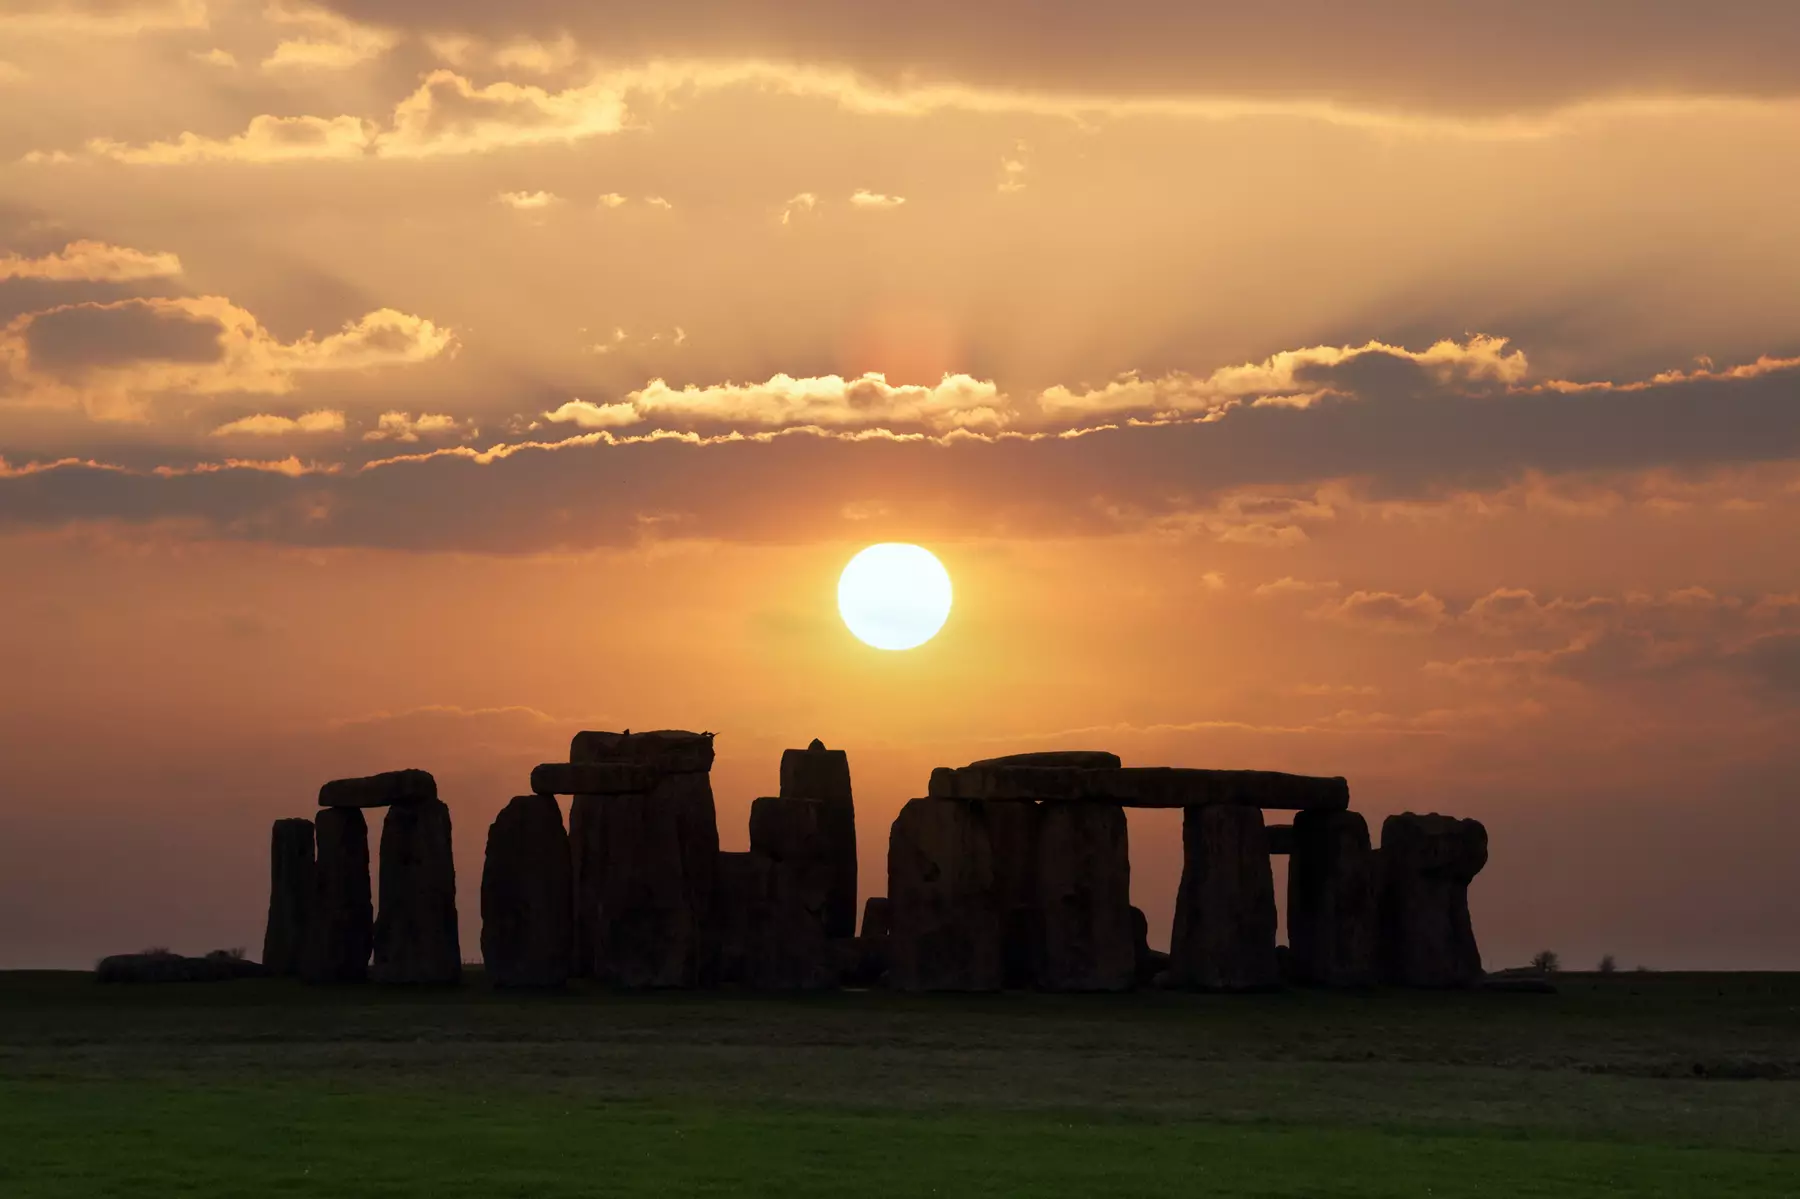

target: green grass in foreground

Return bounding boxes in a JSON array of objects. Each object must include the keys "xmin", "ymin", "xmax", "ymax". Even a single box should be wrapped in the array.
[{"xmin": 0, "ymin": 971, "xmax": 1796, "ymax": 1196}]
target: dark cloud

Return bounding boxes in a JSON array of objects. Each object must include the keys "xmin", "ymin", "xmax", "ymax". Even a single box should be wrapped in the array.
[
  {"xmin": 4, "ymin": 361, "xmax": 1800, "ymax": 551},
  {"xmin": 22, "ymin": 301, "xmax": 224, "ymax": 373},
  {"xmin": 323, "ymin": 0, "xmax": 1800, "ymax": 114}
]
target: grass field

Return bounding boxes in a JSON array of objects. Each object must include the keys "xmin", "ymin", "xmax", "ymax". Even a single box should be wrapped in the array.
[{"xmin": 2, "ymin": 971, "xmax": 1797, "ymax": 1196}]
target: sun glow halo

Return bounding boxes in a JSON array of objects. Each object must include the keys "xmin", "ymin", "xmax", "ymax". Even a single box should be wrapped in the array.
[{"xmin": 837, "ymin": 543, "xmax": 953, "ymax": 651}]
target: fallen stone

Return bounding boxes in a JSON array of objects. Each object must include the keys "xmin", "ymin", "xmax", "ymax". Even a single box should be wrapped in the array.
[
  {"xmin": 887, "ymin": 797, "xmax": 1002, "ymax": 992},
  {"xmin": 318, "ymin": 768, "xmax": 436, "ymax": 809},
  {"xmin": 530, "ymin": 761, "xmax": 653, "ymax": 797},
  {"xmin": 1265, "ymin": 825, "xmax": 1294, "ymax": 855},
  {"xmin": 1034, "ymin": 802, "xmax": 1134, "ymax": 991},
  {"xmin": 570, "ymin": 729, "xmax": 715, "ymax": 774},
  {"xmin": 577, "ymin": 772, "xmax": 720, "ymax": 987},
  {"xmin": 372, "ymin": 798, "xmax": 462, "ymax": 985},
  {"xmin": 927, "ymin": 765, "xmax": 1349, "ymax": 811},
  {"xmin": 96, "ymin": 950, "xmax": 266, "ymax": 984},
  {"xmin": 1129, "ymin": 906, "xmax": 1163, "ymax": 986},
  {"xmin": 778, "ymin": 740, "xmax": 858, "ymax": 938},
  {"xmin": 481, "ymin": 795, "xmax": 573, "ymax": 988},
  {"xmin": 302, "ymin": 806, "xmax": 372, "ymax": 984},
  {"xmin": 1287, "ymin": 809, "xmax": 1378, "ymax": 988},
  {"xmin": 1378, "ymin": 813, "xmax": 1488, "ymax": 989},
  {"xmin": 1168, "ymin": 805, "xmax": 1279, "ymax": 991},
  {"xmin": 262, "ymin": 818, "xmax": 314, "ymax": 977},
  {"xmin": 969, "ymin": 751, "xmax": 1122, "ymax": 770},
  {"xmin": 860, "ymin": 896, "xmax": 891, "ymax": 940}
]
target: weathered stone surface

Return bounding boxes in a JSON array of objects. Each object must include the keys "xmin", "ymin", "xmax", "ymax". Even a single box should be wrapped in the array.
[
  {"xmin": 861, "ymin": 896, "xmax": 891, "ymax": 939},
  {"xmin": 1265, "ymin": 825, "xmax": 1294, "ymax": 855},
  {"xmin": 480, "ymin": 795, "xmax": 573, "ymax": 988},
  {"xmin": 778, "ymin": 740, "xmax": 858, "ymax": 939},
  {"xmin": 928, "ymin": 765, "xmax": 1348, "ymax": 811},
  {"xmin": 570, "ymin": 729, "xmax": 715, "ymax": 774},
  {"xmin": 1287, "ymin": 809, "xmax": 1378, "ymax": 987},
  {"xmin": 1033, "ymin": 802, "xmax": 1134, "ymax": 991},
  {"xmin": 749, "ymin": 797, "xmax": 834, "ymax": 918},
  {"xmin": 1378, "ymin": 813, "xmax": 1487, "ymax": 988},
  {"xmin": 970, "ymin": 751, "xmax": 1122, "ymax": 770},
  {"xmin": 1130, "ymin": 906, "xmax": 1171, "ymax": 986},
  {"xmin": 887, "ymin": 798, "xmax": 1002, "ymax": 992},
  {"xmin": 712, "ymin": 849, "xmax": 833, "ymax": 990},
  {"xmin": 745, "ymin": 796, "xmax": 836, "ymax": 989},
  {"xmin": 262, "ymin": 818, "xmax": 314, "ymax": 977},
  {"xmin": 302, "ymin": 806, "xmax": 371, "ymax": 984},
  {"xmin": 980, "ymin": 800, "xmax": 1038, "ymax": 988},
  {"xmin": 97, "ymin": 950, "xmax": 266, "ymax": 984},
  {"xmin": 318, "ymin": 768, "xmax": 436, "ymax": 809},
  {"xmin": 372, "ymin": 798, "xmax": 461, "ymax": 985},
  {"xmin": 1168, "ymin": 805, "xmax": 1279, "ymax": 991},
  {"xmin": 575, "ymin": 773, "xmax": 720, "ymax": 987},
  {"xmin": 529, "ymin": 761, "xmax": 652, "ymax": 797}
]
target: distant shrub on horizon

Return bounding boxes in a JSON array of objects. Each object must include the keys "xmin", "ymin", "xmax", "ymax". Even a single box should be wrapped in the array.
[
  {"xmin": 1598, "ymin": 954, "xmax": 1618, "ymax": 974},
  {"xmin": 1531, "ymin": 950, "xmax": 1561, "ymax": 974}
]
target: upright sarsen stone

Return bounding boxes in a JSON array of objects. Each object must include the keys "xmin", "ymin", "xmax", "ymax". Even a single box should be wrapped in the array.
[
  {"xmin": 887, "ymin": 798, "xmax": 1001, "ymax": 992},
  {"xmin": 481, "ymin": 795, "xmax": 573, "ymax": 988},
  {"xmin": 778, "ymin": 739, "xmax": 857, "ymax": 939},
  {"xmin": 263, "ymin": 818, "xmax": 315, "ymax": 977},
  {"xmin": 372, "ymin": 798, "xmax": 461, "ymax": 985},
  {"xmin": 982, "ymin": 800, "xmax": 1038, "ymax": 988},
  {"xmin": 745, "ymin": 796, "xmax": 835, "ymax": 989},
  {"xmin": 580, "ymin": 774, "xmax": 720, "ymax": 987},
  {"xmin": 1378, "ymin": 813, "xmax": 1487, "ymax": 988},
  {"xmin": 302, "ymin": 807, "xmax": 371, "ymax": 984},
  {"xmin": 1033, "ymin": 803, "xmax": 1134, "ymax": 991},
  {"xmin": 1288, "ymin": 809, "xmax": 1378, "ymax": 987},
  {"xmin": 1168, "ymin": 805, "xmax": 1278, "ymax": 990},
  {"xmin": 569, "ymin": 793, "xmax": 605, "ymax": 979}
]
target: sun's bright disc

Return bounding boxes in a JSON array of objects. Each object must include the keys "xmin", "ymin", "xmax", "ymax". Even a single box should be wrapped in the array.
[{"xmin": 837, "ymin": 543, "xmax": 953, "ymax": 651}]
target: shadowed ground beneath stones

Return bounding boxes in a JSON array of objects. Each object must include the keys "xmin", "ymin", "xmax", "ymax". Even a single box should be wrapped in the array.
[{"xmin": 1, "ymin": 973, "xmax": 1796, "ymax": 1196}]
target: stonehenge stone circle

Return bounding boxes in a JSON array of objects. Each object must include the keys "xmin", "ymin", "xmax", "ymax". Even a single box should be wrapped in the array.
[
  {"xmin": 1033, "ymin": 801, "xmax": 1134, "ymax": 991},
  {"xmin": 481, "ymin": 794, "xmax": 573, "ymax": 988},
  {"xmin": 372, "ymin": 798, "xmax": 462, "ymax": 985},
  {"xmin": 262, "ymin": 817, "xmax": 314, "ymax": 977},
  {"xmin": 1169, "ymin": 805, "xmax": 1279, "ymax": 990},
  {"xmin": 302, "ymin": 806, "xmax": 372, "ymax": 984},
  {"xmin": 929, "ymin": 763, "xmax": 1348, "ymax": 810},
  {"xmin": 318, "ymin": 768, "xmax": 436, "ymax": 808},
  {"xmin": 982, "ymin": 799, "xmax": 1039, "ymax": 988},
  {"xmin": 887, "ymin": 797, "xmax": 1003, "ymax": 991},
  {"xmin": 1287, "ymin": 809, "xmax": 1378, "ymax": 988},
  {"xmin": 1378, "ymin": 813, "xmax": 1488, "ymax": 988},
  {"xmin": 778, "ymin": 739, "xmax": 858, "ymax": 939},
  {"xmin": 530, "ymin": 761, "xmax": 652, "ymax": 797}
]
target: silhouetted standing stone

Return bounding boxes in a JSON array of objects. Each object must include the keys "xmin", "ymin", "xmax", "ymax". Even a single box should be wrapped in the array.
[
  {"xmin": 569, "ymin": 793, "xmax": 604, "ymax": 979},
  {"xmin": 713, "ymin": 848, "xmax": 833, "ymax": 990},
  {"xmin": 1129, "ymin": 905, "xmax": 1169, "ymax": 985},
  {"xmin": 581, "ymin": 774, "xmax": 720, "ymax": 988},
  {"xmin": 1288, "ymin": 809, "xmax": 1378, "ymax": 987},
  {"xmin": 481, "ymin": 795, "xmax": 572, "ymax": 988},
  {"xmin": 302, "ymin": 807, "xmax": 371, "ymax": 984},
  {"xmin": 982, "ymin": 800, "xmax": 1039, "ymax": 988},
  {"xmin": 1378, "ymin": 813, "xmax": 1487, "ymax": 988},
  {"xmin": 861, "ymin": 896, "xmax": 891, "ymax": 939},
  {"xmin": 887, "ymin": 798, "xmax": 1001, "ymax": 992},
  {"xmin": 746, "ymin": 796, "xmax": 835, "ymax": 989},
  {"xmin": 1034, "ymin": 802, "xmax": 1134, "ymax": 991},
  {"xmin": 263, "ymin": 818, "xmax": 314, "ymax": 977},
  {"xmin": 372, "ymin": 798, "xmax": 461, "ymax": 985},
  {"xmin": 1169, "ymin": 805, "xmax": 1278, "ymax": 990},
  {"xmin": 778, "ymin": 740, "xmax": 857, "ymax": 939}
]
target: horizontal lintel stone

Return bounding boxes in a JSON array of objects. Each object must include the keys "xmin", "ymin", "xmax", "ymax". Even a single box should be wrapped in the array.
[
  {"xmin": 926, "ymin": 765, "xmax": 1348, "ymax": 811},
  {"xmin": 530, "ymin": 761, "xmax": 654, "ymax": 796},
  {"xmin": 318, "ymin": 768, "xmax": 436, "ymax": 809}
]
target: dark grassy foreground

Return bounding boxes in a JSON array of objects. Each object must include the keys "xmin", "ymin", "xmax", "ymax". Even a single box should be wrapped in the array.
[{"xmin": 1, "ymin": 972, "xmax": 1797, "ymax": 1197}]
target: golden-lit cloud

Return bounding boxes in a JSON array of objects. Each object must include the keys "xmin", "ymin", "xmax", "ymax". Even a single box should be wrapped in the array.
[
  {"xmin": 779, "ymin": 192, "xmax": 817, "ymax": 225},
  {"xmin": 0, "ymin": 240, "xmax": 182, "ymax": 283},
  {"xmin": 362, "ymin": 411, "xmax": 468, "ymax": 441},
  {"xmin": 0, "ymin": 0, "xmax": 206, "ymax": 35},
  {"xmin": 597, "ymin": 192, "xmax": 627, "ymax": 208},
  {"xmin": 190, "ymin": 47, "xmax": 236, "ymax": 68},
  {"xmin": 211, "ymin": 409, "xmax": 346, "ymax": 436},
  {"xmin": 1314, "ymin": 590, "xmax": 1449, "ymax": 632},
  {"xmin": 623, "ymin": 371, "xmax": 1002, "ymax": 430},
  {"xmin": 849, "ymin": 189, "xmax": 904, "ymax": 209},
  {"xmin": 497, "ymin": 189, "xmax": 559, "ymax": 209},
  {"xmin": 260, "ymin": 1, "xmax": 397, "ymax": 72}
]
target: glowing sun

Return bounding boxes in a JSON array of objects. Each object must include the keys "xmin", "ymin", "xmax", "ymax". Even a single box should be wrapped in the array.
[{"xmin": 837, "ymin": 543, "xmax": 953, "ymax": 651}]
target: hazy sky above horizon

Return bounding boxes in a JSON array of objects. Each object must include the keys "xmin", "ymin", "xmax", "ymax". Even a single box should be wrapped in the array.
[{"xmin": 2, "ymin": 0, "xmax": 1798, "ymax": 970}]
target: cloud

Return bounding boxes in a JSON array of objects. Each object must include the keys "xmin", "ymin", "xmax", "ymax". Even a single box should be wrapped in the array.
[
  {"xmin": 1314, "ymin": 590, "xmax": 1448, "ymax": 631},
  {"xmin": 191, "ymin": 48, "xmax": 237, "ymax": 68},
  {"xmin": 997, "ymin": 143, "xmax": 1028, "ymax": 192},
  {"xmin": 0, "ymin": 298, "xmax": 454, "ymax": 417},
  {"xmin": 849, "ymin": 189, "xmax": 905, "ymax": 209},
  {"xmin": 1255, "ymin": 577, "xmax": 1340, "ymax": 597},
  {"xmin": 626, "ymin": 371, "xmax": 1003, "ymax": 430},
  {"xmin": 644, "ymin": 195, "xmax": 673, "ymax": 210},
  {"xmin": 0, "ymin": 241, "xmax": 183, "ymax": 283},
  {"xmin": 497, "ymin": 189, "xmax": 559, "ymax": 209},
  {"xmin": 543, "ymin": 399, "xmax": 638, "ymax": 429},
  {"xmin": 362, "ymin": 411, "xmax": 468, "ymax": 441},
  {"xmin": 779, "ymin": 192, "xmax": 817, "ymax": 225},
  {"xmin": 597, "ymin": 192, "xmax": 627, "ymax": 208},
  {"xmin": 261, "ymin": 2, "xmax": 397, "ymax": 71},
  {"xmin": 211, "ymin": 410, "xmax": 347, "ymax": 436},
  {"xmin": 0, "ymin": 0, "xmax": 206, "ymax": 35}
]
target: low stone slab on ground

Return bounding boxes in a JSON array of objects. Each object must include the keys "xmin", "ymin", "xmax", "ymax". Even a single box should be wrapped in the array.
[
  {"xmin": 529, "ymin": 761, "xmax": 653, "ymax": 797},
  {"xmin": 318, "ymin": 769, "xmax": 437, "ymax": 808},
  {"xmin": 927, "ymin": 764, "xmax": 1349, "ymax": 810},
  {"xmin": 96, "ymin": 951, "xmax": 267, "ymax": 984}
]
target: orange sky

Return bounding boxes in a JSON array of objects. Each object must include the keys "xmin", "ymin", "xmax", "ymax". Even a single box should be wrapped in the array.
[{"xmin": 2, "ymin": 1, "xmax": 1798, "ymax": 969}]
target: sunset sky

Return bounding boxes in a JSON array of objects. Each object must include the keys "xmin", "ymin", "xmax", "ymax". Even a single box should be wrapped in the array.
[{"xmin": 3, "ymin": 0, "xmax": 1798, "ymax": 970}]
